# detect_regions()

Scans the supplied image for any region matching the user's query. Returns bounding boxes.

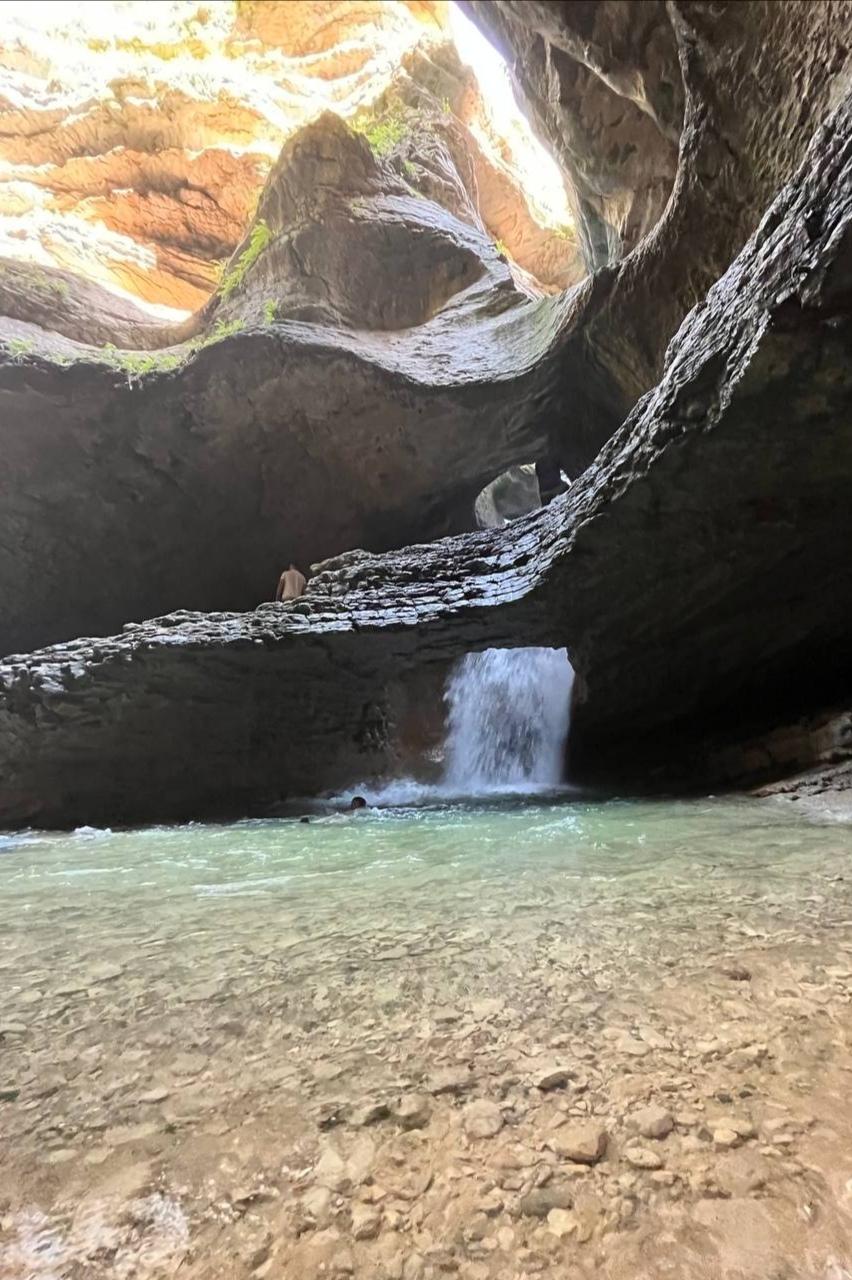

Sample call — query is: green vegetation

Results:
[219,219,272,300]
[353,108,409,158]
[552,223,574,242]
[263,299,277,324]
[402,159,417,180]
[100,343,183,382]
[494,238,509,259]
[7,337,33,361]
[203,317,243,344]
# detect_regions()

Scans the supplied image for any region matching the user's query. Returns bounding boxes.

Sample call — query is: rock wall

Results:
[463,0,852,423]
[2,91,850,827]
[0,0,576,309]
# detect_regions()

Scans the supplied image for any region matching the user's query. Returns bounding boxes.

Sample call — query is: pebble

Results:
[533,1063,571,1091]
[546,1208,577,1238]
[349,1100,389,1127]
[429,1066,474,1096]
[624,1146,664,1170]
[391,1093,431,1131]
[633,1105,674,1140]
[548,1121,607,1165]
[617,1034,651,1057]
[351,1203,381,1240]
[519,1186,574,1218]
[463,1099,504,1139]
[713,1128,741,1149]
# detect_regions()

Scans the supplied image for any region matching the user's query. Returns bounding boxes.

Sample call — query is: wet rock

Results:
[391,1094,431,1131]
[349,1100,390,1127]
[546,1208,577,1238]
[314,1146,349,1192]
[548,1122,608,1165]
[429,1066,475,1096]
[351,1203,382,1241]
[463,1100,504,1139]
[519,1186,574,1219]
[616,1034,650,1058]
[624,1146,664,1170]
[532,1063,572,1091]
[632,1106,674,1140]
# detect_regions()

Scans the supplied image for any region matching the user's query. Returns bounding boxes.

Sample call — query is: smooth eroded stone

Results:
[548,1122,608,1165]
[391,1093,431,1131]
[519,1185,574,1218]
[546,1208,577,1238]
[351,1203,382,1240]
[624,1146,664,1170]
[633,1105,674,1140]
[462,1099,504,1139]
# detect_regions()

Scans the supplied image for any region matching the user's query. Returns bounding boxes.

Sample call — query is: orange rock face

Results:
[0,0,575,312]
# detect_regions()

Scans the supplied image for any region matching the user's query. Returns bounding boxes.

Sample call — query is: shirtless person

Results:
[275,563,306,601]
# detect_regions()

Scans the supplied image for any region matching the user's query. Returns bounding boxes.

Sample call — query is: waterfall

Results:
[443,647,574,793]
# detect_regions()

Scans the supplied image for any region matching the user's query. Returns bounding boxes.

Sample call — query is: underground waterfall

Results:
[443,647,574,793]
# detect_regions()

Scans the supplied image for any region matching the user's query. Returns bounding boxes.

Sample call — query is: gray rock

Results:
[519,1186,574,1218]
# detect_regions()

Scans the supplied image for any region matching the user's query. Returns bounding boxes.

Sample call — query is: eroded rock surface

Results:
[0,104,603,657]
[0,0,575,309]
[1,91,850,827]
[463,0,852,432]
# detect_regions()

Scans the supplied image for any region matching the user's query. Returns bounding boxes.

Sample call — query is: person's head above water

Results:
[349,795,367,810]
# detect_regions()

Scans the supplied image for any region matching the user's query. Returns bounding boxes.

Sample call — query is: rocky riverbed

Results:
[1,795,851,1279]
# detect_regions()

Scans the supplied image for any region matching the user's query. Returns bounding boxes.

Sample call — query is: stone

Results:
[351,1204,382,1241]
[532,1063,572,1091]
[349,1100,390,1127]
[314,1146,349,1192]
[548,1122,608,1165]
[429,1066,474,1096]
[546,1208,577,1239]
[391,1094,431,1131]
[624,1147,664,1171]
[713,1128,741,1149]
[519,1186,574,1219]
[632,1106,674,1140]
[463,1100,504,1139]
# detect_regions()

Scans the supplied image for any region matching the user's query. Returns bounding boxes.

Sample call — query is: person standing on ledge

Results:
[275,563,306,601]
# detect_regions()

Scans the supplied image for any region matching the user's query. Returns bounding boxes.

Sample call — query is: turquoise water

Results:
[2,794,852,1279]
[1,794,849,974]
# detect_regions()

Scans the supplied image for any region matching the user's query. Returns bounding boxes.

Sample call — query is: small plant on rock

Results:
[7,337,33,361]
[219,219,272,300]
[353,109,409,158]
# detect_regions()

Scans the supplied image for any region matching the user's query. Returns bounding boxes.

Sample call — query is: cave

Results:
[2,2,852,1276]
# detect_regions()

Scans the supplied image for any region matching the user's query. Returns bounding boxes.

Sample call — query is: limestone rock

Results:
[632,1106,674,1140]
[462,1100,504,1139]
[391,1093,431,1131]
[351,1203,382,1241]
[546,1208,577,1239]
[624,1146,664,1171]
[548,1122,608,1165]
[518,1186,574,1219]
